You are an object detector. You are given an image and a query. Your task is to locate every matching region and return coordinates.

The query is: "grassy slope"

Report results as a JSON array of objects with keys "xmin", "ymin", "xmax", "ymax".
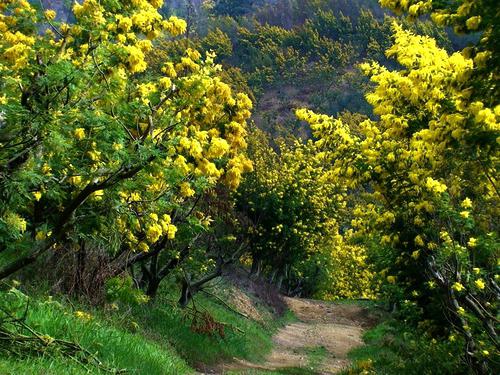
[
  {"xmin": 0, "ymin": 288, "xmax": 193, "ymax": 375},
  {"xmin": 133, "ymin": 286, "xmax": 293, "ymax": 367},
  {"xmin": 0, "ymin": 281, "xmax": 291, "ymax": 375}
]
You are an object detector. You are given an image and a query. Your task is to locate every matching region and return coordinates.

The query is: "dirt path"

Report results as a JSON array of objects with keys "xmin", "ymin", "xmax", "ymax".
[{"xmin": 207, "ymin": 297, "xmax": 377, "ymax": 374}]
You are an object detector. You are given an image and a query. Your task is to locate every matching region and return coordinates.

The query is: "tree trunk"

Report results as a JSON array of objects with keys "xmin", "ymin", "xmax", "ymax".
[
  {"xmin": 250, "ymin": 256, "xmax": 261, "ymax": 277},
  {"xmin": 276, "ymin": 270, "xmax": 285, "ymax": 291},
  {"xmin": 75, "ymin": 241, "xmax": 87, "ymax": 294},
  {"xmin": 146, "ymin": 276, "xmax": 161, "ymax": 298},
  {"xmin": 178, "ymin": 280, "xmax": 193, "ymax": 308},
  {"xmin": 269, "ymin": 268, "xmax": 277, "ymax": 284}
]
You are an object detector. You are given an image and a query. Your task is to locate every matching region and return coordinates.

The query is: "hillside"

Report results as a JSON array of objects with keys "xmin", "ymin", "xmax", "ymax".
[
  {"xmin": 158, "ymin": 0, "xmax": 472, "ymax": 136},
  {"xmin": 34, "ymin": 0, "xmax": 473, "ymax": 136},
  {"xmin": 0, "ymin": 272, "xmax": 290, "ymax": 374}
]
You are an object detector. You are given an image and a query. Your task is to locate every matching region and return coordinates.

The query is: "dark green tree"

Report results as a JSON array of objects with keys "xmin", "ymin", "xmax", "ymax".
[{"xmin": 213, "ymin": 0, "xmax": 257, "ymax": 17}]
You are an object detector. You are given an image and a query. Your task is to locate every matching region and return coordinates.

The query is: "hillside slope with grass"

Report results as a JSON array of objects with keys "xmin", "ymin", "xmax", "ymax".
[
  {"xmin": 0, "ymin": 274, "xmax": 292, "ymax": 375},
  {"xmin": 1, "ymin": 272, "xmax": 389, "ymax": 375}
]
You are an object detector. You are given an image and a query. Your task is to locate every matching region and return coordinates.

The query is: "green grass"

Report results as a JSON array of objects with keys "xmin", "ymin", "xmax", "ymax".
[
  {"xmin": 0, "ymin": 355, "xmax": 97, "ymax": 375},
  {"xmin": 305, "ymin": 346, "xmax": 328, "ymax": 371},
  {"xmin": 0, "ymin": 280, "xmax": 292, "ymax": 374},
  {"xmin": 0, "ymin": 288, "xmax": 194, "ymax": 374},
  {"xmin": 132, "ymin": 283, "xmax": 294, "ymax": 367},
  {"xmin": 340, "ymin": 321, "xmax": 398, "ymax": 374},
  {"xmin": 341, "ymin": 320, "xmax": 466, "ymax": 375}
]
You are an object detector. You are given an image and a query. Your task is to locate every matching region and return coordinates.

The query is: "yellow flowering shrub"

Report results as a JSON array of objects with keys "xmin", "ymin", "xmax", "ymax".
[
  {"xmin": 297, "ymin": 21, "xmax": 498, "ymax": 372},
  {"xmin": 0, "ymin": 0, "xmax": 252, "ymax": 283},
  {"xmin": 236, "ymin": 128, "xmax": 376, "ymax": 298},
  {"xmin": 379, "ymin": 0, "xmax": 499, "ymax": 98}
]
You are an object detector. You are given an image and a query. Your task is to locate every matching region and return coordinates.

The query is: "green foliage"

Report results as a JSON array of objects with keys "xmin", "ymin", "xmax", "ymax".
[
  {"xmin": 105, "ymin": 275, "xmax": 149, "ymax": 306},
  {"xmin": 201, "ymin": 27, "xmax": 234, "ymax": 59},
  {"xmin": 223, "ymin": 19, "xmax": 356, "ymax": 92},
  {"xmin": 133, "ymin": 282, "xmax": 288, "ymax": 366},
  {"xmin": 212, "ymin": 0, "xmax": 262, "ymax": 17},
  {"xmin": 344, "ymin": 320, "xmax": 467, "ymax": 375}
]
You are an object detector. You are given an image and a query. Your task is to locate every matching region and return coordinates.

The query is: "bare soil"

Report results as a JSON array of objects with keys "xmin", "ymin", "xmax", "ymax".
[{"xmin": 202, "ymin": 297, "xmax": 377, "ymax": 374}]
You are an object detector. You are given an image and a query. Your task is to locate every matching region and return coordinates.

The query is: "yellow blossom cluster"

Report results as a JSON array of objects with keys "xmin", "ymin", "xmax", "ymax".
[
  {"xmin": 0, "ymin": 1, "xmax": 36, "ymax": 70},
  {"xmin": 239, "ymin": 129, "xmax": 376, "ymax": 299},
  {"xmin": 3, "ymin": 212, "xmax": 27, "ymax": 234},
  {"xmin": 74, "ymin": 310, "xmax": 92, "ymax": 321},
  {"xmin": 380, "ymin": 0, "xmax": 480, "ymax": 30},
  {"xmin": 380, "ymin": 0, "xmax": 497, "ymax": 74},
  {"xmin": 0, "ymin": 0, "xmax": 253, "ymax": 264},
  {"xmin": 296, "ymin": 20, "xmax": 498, "ymax": 364},
  {"xmin": 316, "ymin": 238, "xmax": 377, "ymax": 300}
]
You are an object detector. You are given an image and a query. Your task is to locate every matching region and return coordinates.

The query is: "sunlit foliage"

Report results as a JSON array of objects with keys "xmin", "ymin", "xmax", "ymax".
[
  {"xmin": 0, "ymin": 0, "xmax": 252, "ymax": 278},
  {"xmin": 298, "ymin": 21, "xmax": 499, "ymax": 371},
  {"xmin": 237, "ymin": 128, "xmax": 376, "ymax": 299}
]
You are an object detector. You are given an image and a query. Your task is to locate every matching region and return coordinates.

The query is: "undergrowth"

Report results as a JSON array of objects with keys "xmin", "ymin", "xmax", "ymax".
[
  {"xmin": 343, "ymin": 319, "xmax": 468, "ymax": 375},
  {"xmin": 132, "ymin": 281, "xmax": 294, "ymax": 367},
  {"xmin": 0, "ymin": 279, "xmax": 290, "ymax": 374}
]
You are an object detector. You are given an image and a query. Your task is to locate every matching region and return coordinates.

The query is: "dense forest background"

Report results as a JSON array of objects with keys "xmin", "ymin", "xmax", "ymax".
[
  {"xmin": 42, "ymin": 0, "xmax": 476, "ymax": 137},
  {"xmin": 164, "ymin": 0, "xmax": 476, "ymax": 137}
]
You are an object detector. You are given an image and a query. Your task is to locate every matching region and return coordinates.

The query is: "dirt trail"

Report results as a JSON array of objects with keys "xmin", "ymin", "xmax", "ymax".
[{"xmin": 209, "ymin": 297, "xmax": 376, "ymax": 374}]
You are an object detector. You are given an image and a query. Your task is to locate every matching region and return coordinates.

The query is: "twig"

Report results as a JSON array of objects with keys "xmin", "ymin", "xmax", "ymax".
[{"xmin": 200, "ymin": 289, "xmax": 250, "ymax": 320}]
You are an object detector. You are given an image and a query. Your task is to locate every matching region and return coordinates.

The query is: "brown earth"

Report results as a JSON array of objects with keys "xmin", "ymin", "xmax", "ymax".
[{"xmin": 200, "ymin": 297, "xmax": 377, "ymax": 374}]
